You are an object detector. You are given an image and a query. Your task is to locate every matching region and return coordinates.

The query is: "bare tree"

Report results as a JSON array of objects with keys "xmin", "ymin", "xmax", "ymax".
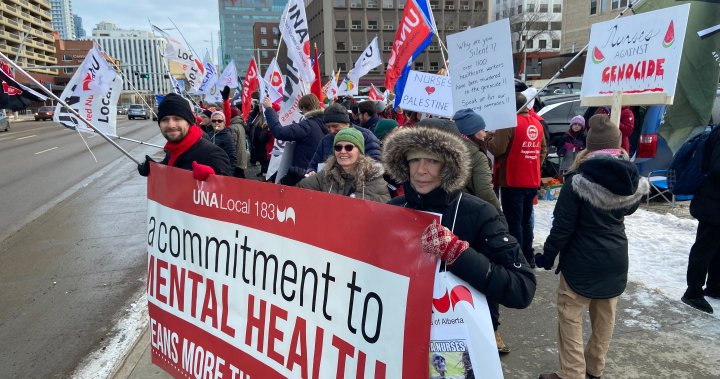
[{"xmin": 506, "ymin": 3, "xmax": 560, "ymax": 79}]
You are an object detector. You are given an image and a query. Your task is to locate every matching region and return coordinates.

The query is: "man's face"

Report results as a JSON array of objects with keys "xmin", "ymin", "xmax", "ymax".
[
  {"xmin": 199, "ymin": 114, "xmax": 210, "ymax": 126},
  {"xmin": 160, "ymin": 116, "xmax": 191, "ymax": 143},
  {"xmin": 359, "ymin": 112, "xmax": 370, "ymax": 125},
  {"xmin": 326, "ymin": 122, "xmax": 349, "ymax": 135}
]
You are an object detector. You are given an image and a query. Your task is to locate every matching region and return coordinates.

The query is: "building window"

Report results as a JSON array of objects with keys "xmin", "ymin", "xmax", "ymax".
[
  {"xmin": 414, "ymin": 62, "xmax": 424, "ymax": 70},
  {"xmin": 515, "ymin": 40, "xmax": 520, "ymax": 50},
  {"xmin": 261, "ymin": 39, "xmax": 268, "ymax": 46},
  {"xmin": 383, "ymin": 41, "xmax": 392, "ymax": 51},
  {"xmin": 383, "ymin": 0, "xmax": 394, "ymax": 8},
  {"xmin": 260, "ymin": 27, "xmax": 267, "ymax": 34},
  {"xmin": 367, "ymin": 0, "xmax": 379, "ymax": 8},
  {"xmin": 352, "ymin": 44, "xmax": 361, "ymax": 51},
  {"xmin": 336, "ymin": 19, "xmax": 346, "ymax": 29},
  {"xmin": 539, "ymin": 3, "xmax": 548, "ymax": 12},
  {"xmin": 526, "ymin": 39, "xmax": 534, "ymax": 49},
  {"xmin": 63, "ymin": 67, "xmax": 74, "ymax": 74},
  {"xmin": 351, "ymin": 20, "xmax": 362, "ymax": 29},
  {"xmin": 337, "ymin": 62, "xmax": 347, "ymax": 71},
  {"xmin": 552, "ymin": 39, "xmax": 560, "ymax": 49},
  {"xmin": 599, "ymin": 0, "xmax": 607, "ymax": 12},
  {"xmin": 272, "ymin": 27, "xmax": 278, "ymax": 34},
  {"xmin": 335, "ymin": 0, "xmax": 346, "ymax": 7},
  {"xmin": 612, "ymin": 0, "xmax": 629, "ymax": 9},
  {"xmin": 351, "ymin": 0, "xmax": 362, "ymax": 8},
  {"xmin": 550, "ymin": 21, "xmax": 562, "ymax": 30},
  {"xmin": 430, "ymin": 61, "xmax": 439, "ymax": 70},
  {"xmin": 368, "ymin": 20, "xmax": 378, "ymax": 30},
  {"xmin": 62, "ymin": 54, "xmax": 72, "ymax": 61},
  {"xmin": 337, "ymin": 41, "xmax": 347, "ymax": 50},
  {"xmin": 495, "ymin": 12, "xmax": 501, "ymax": 20},
  {"xmin": 262, "ymin": 51, "xmax": 269, "ymax": 58},
  {"xmin": 527, "ymin": 3, "xmax": 535, "ymax": 12},
  {"xmin": 539, "ymin": 39, "xmax": 547, "ymax": 49},
  {"xmin": 553, "ymin": 3, "xmax": 561, "ymax": 12},
  {"xmin": 273, "ymin": 39, "xmax": 278, "ymax": 46},
  {"xmin": 445, "ymin": 1, "xmax": 455, "ymax": 10},
  {"xmin": 474, "ymin": 1, "xmax": 483, "ymax": 9},
  {"xmin": 590, "ymin": 0, "xmax": 597, "ymax": 14},
  {"xmin": 517, "ymin": 5, "xmax": 522, "ymax": 13}
]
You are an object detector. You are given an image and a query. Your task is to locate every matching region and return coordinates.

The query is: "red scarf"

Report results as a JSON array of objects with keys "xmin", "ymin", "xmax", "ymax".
[{"xmin": 164, "ymin": 125, "xmax": 202, "ymax": 167}]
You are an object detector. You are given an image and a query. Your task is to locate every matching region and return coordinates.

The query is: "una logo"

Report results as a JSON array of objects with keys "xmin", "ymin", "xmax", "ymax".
[
  {"xmin": 527, "ymin": 125, "xmax": 539, "ymax": 140},
  {"xmin": 82, "ymin": 73, "xmax": 95, "ymax": 91},
  {"xmin": 432, "ymin": 285, "xmax": 474, "ymax": 313},
  {"xmin": 277, "ymin": 207, "xmax": 296, "ymax": 224}
]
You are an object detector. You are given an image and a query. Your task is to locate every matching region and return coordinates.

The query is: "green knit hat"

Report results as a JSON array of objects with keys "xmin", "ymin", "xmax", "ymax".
[{"xmin": 334, "ymin": 128, "xmax": 365, "ymax": 155}]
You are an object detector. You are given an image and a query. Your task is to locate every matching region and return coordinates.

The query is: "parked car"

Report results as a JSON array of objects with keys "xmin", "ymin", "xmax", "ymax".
[
  {"xmin": 127, "ymin": 104, "xmax": 149, "ymax": 120},
  {"xmin": 35, "ymin": 106, "xmax": 54, "ymax": 121},
  {"xmin": 0, "ymin": 110, "xmax": 9, "ymax": 132},
  {"xmin": 117, "ymin": 106, "xmax": 127, "ymax": 115},
  {"xmin": 537, "ymin": 95, "xmax": 586, "ymax": 146}
]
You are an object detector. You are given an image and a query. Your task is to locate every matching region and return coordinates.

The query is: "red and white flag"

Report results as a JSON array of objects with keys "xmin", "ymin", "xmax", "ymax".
[
  {"xmin": 279, "ymin": 0, "xmax": 314, "ymax": 83},
  {"xmin": 263, "ymin": 58, "xmax": 284, "ymax": 104},
  {"xmin": 368, "ymin": 83, "xmax": 383, "ymax": 101},
  {"xmin": 152, "ymin": 25, "xmax": 205, "ymax": 92},
  {"xmin": 241, "ymin": 58, "xmax": 258, "ymax": 121}
]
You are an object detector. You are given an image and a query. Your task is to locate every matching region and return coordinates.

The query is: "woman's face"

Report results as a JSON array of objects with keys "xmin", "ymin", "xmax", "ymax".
[
  {"xmin": 409, "ymin": 158, "xmax": 443, "ymax": 194},
  {"xmin": 334, "ymin": 142, "xmax": 360, "ymax": 169},
  {"xmin": 211, "ymin": 116, "xmax": 225, "ymax": 132},
  {"xmin": 473, "ymin": 130, "xmax": 487, "ymax": 141},
  {"xmin": 571, "ymin": 123, "xmax": 583, "ymax": 133}
]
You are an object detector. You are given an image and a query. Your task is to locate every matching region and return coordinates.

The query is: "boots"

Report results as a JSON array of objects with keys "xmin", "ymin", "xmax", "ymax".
[
  {"xmin": 681, "ymin": 295, "xmax": 713, "ymax": 313},
  {"xmin": 495, "ymin": 330, "xmax": 510, "ymax": 354}
]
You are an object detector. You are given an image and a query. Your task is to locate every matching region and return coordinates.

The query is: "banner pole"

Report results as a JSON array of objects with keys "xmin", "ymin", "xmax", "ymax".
[
  {"xmin": 117, "ymin": 136, "xmax": 163, "ymax": 148},
  {"xmin": 0, "ymin": 51, "xmax": 141, "ymax": 165}
]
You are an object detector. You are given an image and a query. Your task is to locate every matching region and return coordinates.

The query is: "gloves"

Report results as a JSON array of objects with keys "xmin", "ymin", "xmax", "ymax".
[
  {"xmin": 137, "ymin": 155, "xmax": 154, "ymax": 177},
  {"xmin": 221, "ymin": 86, "xmax": 231, "ymax": 101},
  {"xmin": 421, "ymin": 221, "xmax": 470, "ymax": 265},
  {"xmin": 192, "ymin": 161, "xmax": 215, "ymax": 181},
  {"xmin": 534, "ymin": 253, "xmax": 554, "ymax": 270}
]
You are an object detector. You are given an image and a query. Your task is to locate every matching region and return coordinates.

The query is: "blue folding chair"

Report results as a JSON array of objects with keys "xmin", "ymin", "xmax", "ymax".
[{"xmin": 647, "ymin": 170, "xmax": 675, "ymax": 206}]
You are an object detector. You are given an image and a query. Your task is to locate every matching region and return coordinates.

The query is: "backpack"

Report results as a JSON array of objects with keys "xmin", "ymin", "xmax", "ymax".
[{"xmin": 668, "ymin": 127, "xmax": 714, "ymax": 196}]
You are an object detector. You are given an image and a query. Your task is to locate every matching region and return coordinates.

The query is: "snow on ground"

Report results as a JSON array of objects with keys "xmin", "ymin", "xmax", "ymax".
[{"xmin": 533, "ymin": 200, "xmax": 720, "ymax": 320}]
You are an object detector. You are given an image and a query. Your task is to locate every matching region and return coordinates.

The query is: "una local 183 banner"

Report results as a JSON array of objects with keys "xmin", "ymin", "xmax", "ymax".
[{"xmin": 146, "ymin": 164, "xmax": 437, "ymax": 378}]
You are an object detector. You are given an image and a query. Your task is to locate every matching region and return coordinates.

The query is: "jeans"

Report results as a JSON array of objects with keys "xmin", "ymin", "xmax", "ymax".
[{"xmin": 500, "ymin": 187, "xmax": 537, "ymax": 263}]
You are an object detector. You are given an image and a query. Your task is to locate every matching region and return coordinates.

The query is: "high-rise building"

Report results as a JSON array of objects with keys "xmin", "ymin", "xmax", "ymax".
[
  {"xmin": 49, "ymin": 0, "xmax": 75, "ymax": 40},
  {"xmin": 307, "ymin": 0, "xmax": 492, "ymax": 87},
  {"xmin": 561, "ymin": 0, "xmax": 626, "ymax": 55},
  {"xmin": 219, "ymin": 0, "xmax": 285, "ymax": 72},
  {"xmin": 73, "ymin": 14, "xmax": 85, "ymax": 39},
  {"xmin": 53, "ymin": 32, "xmax": 92, "ymax": 88},
  {"xmin": 252, "ymin": 22, "xmax": 280, "ymax": 73},
  {"xmin": 0, "ymin": 0, "xmax": 58, "ymax": 78},
  {"xmin": 90, "ymin": 21, "xmax": 172, "ymax": 99}
]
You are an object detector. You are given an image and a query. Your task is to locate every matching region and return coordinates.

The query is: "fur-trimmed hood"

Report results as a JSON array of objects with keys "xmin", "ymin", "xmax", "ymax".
[
  {"xmin": 382, "ymin": 127, "xmax": 471, "ymax": 193},
  {"xmin": 303, "ymin": 109, "xmax": 325, "ymax": 120},
  {"xmin": 571, "ymin": 156, "xmax": 649, "ymax": 210},
  {"xmin": 324, "ymin": 155, "xmax": 384, "ymax": 189}
]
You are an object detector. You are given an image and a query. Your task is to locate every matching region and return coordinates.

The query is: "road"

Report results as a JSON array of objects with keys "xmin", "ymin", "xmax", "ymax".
[
  {"xmin": 0, "ymin": 118, "xmax": 163, "ymax": 378},
  {"xmin": 0, "ymin": 118, "xmax": 161, "ymax": 241}
]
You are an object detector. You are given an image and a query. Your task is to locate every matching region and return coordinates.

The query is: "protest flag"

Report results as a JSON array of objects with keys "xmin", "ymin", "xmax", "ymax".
[
  {"xmin": 384, "ymin": 0, "xmax": 434, "ymax": 93},
  {"xmin": 151, "ymin": 25, "xmax": 205, "ymax": 92},
  {"xmin": 368, "ymin": 84, "xmax": 383, "ymax": 101},
  {"xmin": 0, "ymin": 63, "xmax": 47, "ymax": 111},
  {"xmin": 217, "ymin": 60, "xmax": 239, "ymax": 90},
  {"xmin": 279, "ymin": 0, "xmax": 314, "ymax": 83},
  {"xmin": 241, "ymin": 58, "xmax": 259, "ymax": 122},
  {"xmin": 348, "ymin": 36, "xmax": 383, "ymax": 85},
  {"xmin": 310, "ymin": 44, "xmax": 325, "ymax": 105}
]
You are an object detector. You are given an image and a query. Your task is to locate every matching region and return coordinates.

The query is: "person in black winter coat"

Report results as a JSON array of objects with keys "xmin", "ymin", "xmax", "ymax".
[
  {"xmin": 209, "ymin": 111, "xmax": 237, "ymax": 167},
  {"xmin": 382, "ymin": 127, "xmax": 536, "ymax": 310},
  {"xmin": 682, "ymin": 126, "xmax": 720, "ymax": 314},
  {"xmin": 535, "ymin": 114, "xmax": 649, "ymax": 379},
  {"xmin": 137, "ymin": 93, "xmax": 232, "ymax": 179}
]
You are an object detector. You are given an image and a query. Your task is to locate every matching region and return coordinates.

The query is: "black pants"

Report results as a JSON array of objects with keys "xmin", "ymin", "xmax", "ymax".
[
  {"xmin": 685, "ymin": 221, "xmax": 720, "ymax": 297},
  {"xmin": 233, "ymin": 167, "xmax": 245, "ymax": 178},
  {"xmin": 500, "ymin": 187, "xmax": 537, "ymax": 263}
]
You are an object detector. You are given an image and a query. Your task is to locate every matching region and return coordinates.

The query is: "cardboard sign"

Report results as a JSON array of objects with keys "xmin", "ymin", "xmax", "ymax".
[
  {"xmin": 580, "ymin": 4, "xmax": 689, "ymax": 100},
  {"xmin": 399, "ymin": 70, "xmax": 454, "ymax": 118},
  {"xmin": 146, "ymin": 164, "xmax": 438, "ymax": 378},
  {"xmin": 448, "ymin": 19, "xmax": 516, "ymax": 131}
]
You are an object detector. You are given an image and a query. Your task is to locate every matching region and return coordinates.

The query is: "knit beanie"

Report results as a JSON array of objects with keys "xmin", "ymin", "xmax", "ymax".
[
  {"xmin": 230, "ymin": 107, "xmax": 239, "ymax": 119},
  {"xmin": 374, "ymin": 119, "xmax": 399, "ymax": 141},
  {"xmin": 453, "ymin": 109, "xmax": 486, "ymax": 136},
  {"xmin": 586, "ymin": 114, "xmax": 621, "ymax": 152},
  {"xmin": 201, "ymin": 109, "xmax": 212, "ymax": 118},
  {"xmin": 157, "ymin": 93, "xmax": 195, "ymax": 126},
  {"xmin": 324, "ymin": 103, "xmax": 351, "ymax": 123},
  {"xmin": 334, "ymin": 128, "xmax": 365, "ymax": 155},
  {"xmin": 570, "ymin": 115, "xmax": 585, "ymax": 127}
]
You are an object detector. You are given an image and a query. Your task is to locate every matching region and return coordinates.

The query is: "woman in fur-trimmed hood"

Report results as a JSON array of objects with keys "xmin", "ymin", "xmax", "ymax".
[
  {"xmin": 535, "ymin": 114, "xmax": 649, "ymax": 379},
  {"xmin": 382, "ymin": 127, "xmax": 536, "ymax": 309},
  {"xmin": 298, "ymin": 128, "xmax": 390, "ymax": 203}
]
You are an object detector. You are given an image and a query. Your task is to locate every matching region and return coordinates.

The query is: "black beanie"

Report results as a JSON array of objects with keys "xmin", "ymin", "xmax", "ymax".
[
  {"xmin": 201, "ymin": 109, "xmax": 212, "ymax": 118},
  {"xmin": 324, "ymin": 103, "xmax": 351, "ymax": 123},
  {"xmin": 157, "ymin": 93, "xmax": 195, "ymax": 126}
]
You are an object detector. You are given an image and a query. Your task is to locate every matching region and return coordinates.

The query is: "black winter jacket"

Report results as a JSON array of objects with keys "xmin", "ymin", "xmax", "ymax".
[
  {"xmin": 211, "ymin": 128, "xmax": 237, "ymax": 167},
  {"xmin": 264, "ymin": 108, "xmax": 328, "ymax": 169},
  {"xmin": 389, "ymin": 184, "xmax": 536, "ymax": 309},
  {"xmin": 542, "ymin": 156, "xmax": 649, "ymax": 298},
  {"xmin": 690, "ymin": 127, "xmax": 720, "ymax": 225},
  {"xmin": 161, "ymin": 137, "xmax": 233, "ymax": 176}
]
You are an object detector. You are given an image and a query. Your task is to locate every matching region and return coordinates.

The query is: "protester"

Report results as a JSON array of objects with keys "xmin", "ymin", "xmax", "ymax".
[
  {"xmin": 198, "ymin": 109, "xmax": 213, "ymax": 135},
  {"xmin": 209, "ymin": 111, "xmax": 237, "ymax": 167},
  {"xmin": 373, "ymin": 118, "xmax": 400, "ymax": 143},
  {"xmin": 263, "ymin": 94, "xmax": 328, "ymax": 177},
  {"xmin": 403, "ymin": 111, "xmax": 421, "ymax": 127},
  {"xmin": 487, "ymin": 93, "xmax": 547, "ymax": 267},
  {"xmin": 307, "ymin": 103, "xmax": 382, "ymax": 173},
  {"xmin": 382, "ymin": 126, "xmax": 536, "ymax": 311},
  {"xmin": 298, "ymin": 128, "xmax": 390, "ymax": 202},
  {"xmin": 597, "ymin": 106, "xmax": 634, "ymax": 153},
  {"xmin": 250, "ymin": 101, "xmax": 272, "ymax": 178},
  {"xmin": 227, "ymin": 107, "xmax": 248, "ymax": 178},
  {"xmin": 682, "ymin": 126, "xmax": 720, "ymax": 314},
  {"xmin": 556, "ymin": 115, "xmax": 587, "ymax": 174},
  {"xmin": 137, "ymin": 93, "xmax": 232, "ymax": 179},
  {"xmin": 358, "ymin": 100, "xmax": 380, "ymax": 133},
  {"xmin": 535, "ymin": 114, "xmax": 649, "ymax": 379}
]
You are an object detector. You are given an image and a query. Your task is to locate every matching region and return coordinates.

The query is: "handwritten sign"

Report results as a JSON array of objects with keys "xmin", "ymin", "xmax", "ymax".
[
  {"xmin": 398, "ymin": 71, "xmax": 454, "ymax": 118},
  {"xmin": 447, "ymin": 18, "xmax": 515, "ymax": 131},
  {"xmin": 580, "ymin": 4, "xmax": 689, "ymax": 100}
]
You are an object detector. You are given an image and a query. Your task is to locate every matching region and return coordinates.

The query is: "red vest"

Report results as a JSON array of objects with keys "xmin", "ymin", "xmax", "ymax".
[{"xmin": 505, "ymin": 115, "xmax": 543, "ymax": 188}]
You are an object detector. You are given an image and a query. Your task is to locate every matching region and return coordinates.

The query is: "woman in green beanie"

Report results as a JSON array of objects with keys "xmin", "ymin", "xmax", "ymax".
[{"xmin": 298, "ymin": 128, "xmax": 390, "ymax": 202}]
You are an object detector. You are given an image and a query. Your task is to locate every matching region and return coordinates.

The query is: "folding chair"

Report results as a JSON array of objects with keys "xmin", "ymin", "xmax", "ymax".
[{"xmin": 647, "ymin": 170, "xmax": 675, "ymax": 206}]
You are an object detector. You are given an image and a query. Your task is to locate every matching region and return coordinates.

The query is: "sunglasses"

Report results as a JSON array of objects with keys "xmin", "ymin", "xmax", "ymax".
[
  {"xmin": 211, "ymin": 120, "xmax": 224, "ymax": 123},
  {"xmin": 334, "ymin": 144, "xmax": 355, "ymax": 152}
]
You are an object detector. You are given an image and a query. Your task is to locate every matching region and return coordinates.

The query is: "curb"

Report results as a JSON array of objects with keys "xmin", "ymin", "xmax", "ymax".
[{"xmin": 110, "ymin": 323, "xmax": 150, "ymax": 379}]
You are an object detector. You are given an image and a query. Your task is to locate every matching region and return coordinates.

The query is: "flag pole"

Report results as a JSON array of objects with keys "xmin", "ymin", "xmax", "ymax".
[
  {"xmin": 167, "ymin": 17, "xmax": 202, "ymax": 64},
  {"xmin": 0, "ymin": 51, "xmax": 141, "ymax": 165}
]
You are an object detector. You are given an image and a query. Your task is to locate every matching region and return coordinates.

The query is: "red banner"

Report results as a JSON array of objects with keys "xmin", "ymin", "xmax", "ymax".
[
  {"xmin": 241, "ymin": 58, "xmax": 258, "ymax": 122},
  {"xmin": 384, "ymin": 0, "xmax": 433, "ymax": 91},
  {"xmin": 146, "ymin": 164, "xmax": 437, "ymax": 378}
]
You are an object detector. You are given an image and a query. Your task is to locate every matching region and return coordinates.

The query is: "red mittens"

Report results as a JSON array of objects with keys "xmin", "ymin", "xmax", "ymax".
[
  {"xmin": 421, "ymin": 220, "xmax": 470, "ymax": 265},
  {"xmin": 192, "ymin": 161, "xmax": 215, "ymax": 181}
]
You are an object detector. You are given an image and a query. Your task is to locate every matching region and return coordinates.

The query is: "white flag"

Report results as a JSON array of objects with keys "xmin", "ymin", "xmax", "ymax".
[
  {"xmin": 349, "ymin": 36, "xmax": 382, "ymax": 82},
  {"xmin": 54, "ymin": 74, "xmax": 122, "ymax": 137},
  {"xmin": 279, "ymin": 0, "xmax": 314, "ymax": 83},
  {"xmin": 216, "ymin": 60, "xmax": 238, "ymax": 90},
  {"xmin": 324, "ymin": 70, "xmax": 339, "ymax": 99},
  {"xmin": 152, "ymin": 25, "xmax": 205, "ymax": 92},
  {"xmin": 204, "ymin": 85, "xmax": 222, "ymax": 104},
  {"xmin": 197, "ymin": 52, "xmax": 218, "ymax": 95},
  {"xmin": 263, "ymin": 58, "xmax": 284, "ymax": 103},
  {"xmin": 336, "ymin": 76, "xmax": 358, "ymax": 96},
  {"xmin": 72, "ymin": 46, "xmax": 118, "ymax": 98}
]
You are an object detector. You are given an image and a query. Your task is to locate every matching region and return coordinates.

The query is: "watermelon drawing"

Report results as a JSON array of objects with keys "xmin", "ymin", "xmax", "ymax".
[
  {"xmin": 662, "ymin": 20, "xmax": 675, "ymax": 48},
  {"xmin": 591, "ymin": 47, "xmax": 605, "ymax": 64}
]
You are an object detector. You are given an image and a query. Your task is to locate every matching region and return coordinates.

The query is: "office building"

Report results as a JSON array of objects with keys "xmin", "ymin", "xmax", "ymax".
[
  {"xmin": 562, "ymin": 0, "xmax": 627, "ymax": 55},
  {"xmin": 0, "ymin": 0, "xmax": 58, "ymax": 80},
  {"xmin": 52, "ymin": 32, "xmax": 92, "ymax": 88},
  {"xmin": 252, "ymin": 22, "xmax": 280, "ymax": 73},
  {"xmin": 49, "ymin": 0, "xmax": 75, "ymax": 40},
  {"xmin": 73, "ymin": 13, "xmax": 85, "ymax": 39}
]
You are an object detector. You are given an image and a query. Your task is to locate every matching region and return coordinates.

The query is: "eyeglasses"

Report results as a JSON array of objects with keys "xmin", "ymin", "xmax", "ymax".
[
  {"xmin": 211, "ymin": 120, "xmax": 224, "ymax": 123},
  {"xmin": 334, "ymin": 144, "xmax": 355, "ymax": 152}
]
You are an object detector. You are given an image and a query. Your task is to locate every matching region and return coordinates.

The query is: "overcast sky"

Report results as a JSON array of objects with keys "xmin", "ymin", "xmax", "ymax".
[{"xmin": 73, "ymin": 0, "xmax": 221, "ymax": 62}]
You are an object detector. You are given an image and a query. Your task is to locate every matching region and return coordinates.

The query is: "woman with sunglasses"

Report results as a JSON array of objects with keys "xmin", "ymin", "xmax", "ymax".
[
  {"xmin": 209, "ymin": 111, "xmax": 237, "ymax": 168},
  {"xmin": 298, "ymin": 128, "xmax": 390, "ymax": 203}
]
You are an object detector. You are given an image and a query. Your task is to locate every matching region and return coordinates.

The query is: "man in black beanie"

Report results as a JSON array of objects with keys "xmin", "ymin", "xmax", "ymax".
[{"xmin": 137, "ymin": 93, "xmax": 232, "ymax": 180}]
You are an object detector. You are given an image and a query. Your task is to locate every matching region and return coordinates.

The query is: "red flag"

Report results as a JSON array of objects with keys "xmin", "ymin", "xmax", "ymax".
[
  {"xmin": 241, "ymin": 58, "xmax": 259, "ymax": 122},
  {"xmin": 368, "ymin": 84, "xmax": 383, "ymax": 101},
  {"xmin": 310, "ymin": 45, "xmax": 325, "ymax": 105},
  {"xmin": 384, "ymin": 0, "xmax": 433, "ymax": 91}
]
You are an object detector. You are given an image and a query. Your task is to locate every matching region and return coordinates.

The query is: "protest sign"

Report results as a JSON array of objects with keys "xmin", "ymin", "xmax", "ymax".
[
  {"xmin": 398, "ymin": 70, "xmax": 453, "ymax": 118},
  {"xmin": 580, "ymin": 4, "xmax": 689, "ymax": 103},
  {"xmin": 146, "ymin": 164, "xmax": 438, "ymax": 378},
  {"xmin": 448, "ymin": 19, "xmax": 515, "ymax": 131}
]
